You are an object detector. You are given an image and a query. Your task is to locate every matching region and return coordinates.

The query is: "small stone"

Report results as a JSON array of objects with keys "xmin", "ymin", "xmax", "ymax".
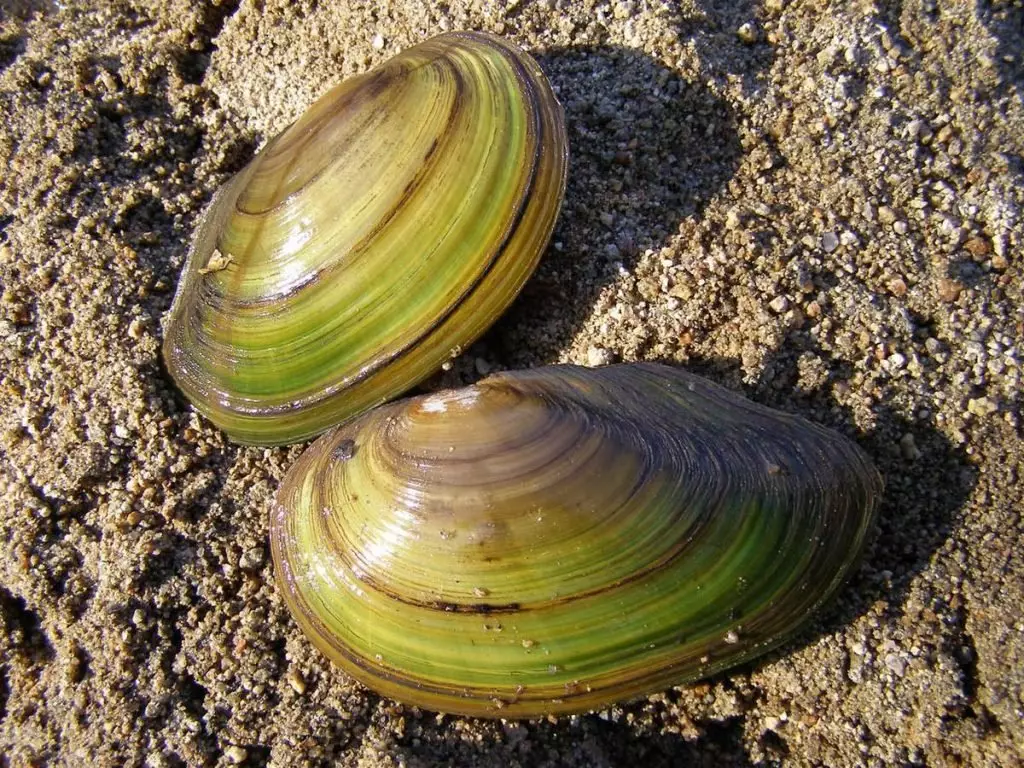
[
  {"xmin": 878, "ymin": 206, "xmax": 897, "ymax": 225},
  {"xmin": 885, "ymin": 654, "xmax": 907, "ymax": 677},
  {"xmin": 899, "ymin": 432, "xmax": 921, "ymax": 460},
  {"xmin": 599, "ymin": 211, "xmax": 614, "ymax": 227},
  {"xmin": 769, "ymin": 295, "xmax": 790, "ymax": 313},
  {"xmin": 724, "ymin": 629, "xmax": 740, "ymax": 644},
  {"xmin": 96, "ymin": 69, "xmax": 117, "ymax": 92},
  {"xmin": 967, "ymin": 397, "xmax": 997, "ymax": 417},
  {"xmin": 239, "ymin": 547, "xmax": 265, "ymax": 571},
  {"xmin": 587, "ymin": 346, "xmax": 614, "ymax": 367},
  {"xmin": 128, "ymin": 317, "xmax": 145, "ymax": 339},
  {"xmin": 964, "ymin": 236, "xmax": 990, "ymax": 259},
  {"xmin": 670, "ymin": 283, "xmax": 693, "ymax": 301},
  {"xmin": 288, "ymin": 668, "xmax": 307, "ymax": 695},
  {"xmin": 198, "ymin": 248, "xmax": 232, "ymax": 274},
  {"xmin": 885, "ymin": 352, "xmax": 906, "ymax": 371},
  {"xmin": 887, "ymin": 277, "xmax": 907, "ymax": 297},
  {"xmin": 474, "ymin": 357, "xmax": 492, "ymax": 376},
  {"xmin": 737, "ymin": 22, "xmax": 759, "ymax": 44},
  {"xmin": 925, "ymin": 337, "xmax": 946, "ymax": 356},
  {"xmin": 821, "ymin": 231, "xmax": 839, "ymax": 252},
  {"xmin": 937, "ymin": 278, "xmax": 962, "ymax": 303},
  {"xmin": 893, "ymin": 221, "xmax": 909, "ymax": 235},
  {"xmin": 371, "ymin": 34, "xmax": 386, "ymax": 50},
  {"xmin": 225, "ymin": 745, "xmax": 248, "ymax": 764}
]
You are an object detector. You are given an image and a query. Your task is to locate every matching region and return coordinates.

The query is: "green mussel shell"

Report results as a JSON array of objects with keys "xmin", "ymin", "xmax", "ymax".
[
  {"xmin": 271, "ymin": 363, "xmax": 882, "ymax": 718},
  {"xmin": 163, "ymin": 32, "xmax": 568, "ymax": 445}
]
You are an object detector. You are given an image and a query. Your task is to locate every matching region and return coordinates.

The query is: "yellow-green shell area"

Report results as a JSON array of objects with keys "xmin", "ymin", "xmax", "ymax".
[
  {"xmin": 271, "ymin": 364, "xmax": 882, "ymax": 718},
  {"xmin": 162, "ymin": 32, "xmax": 568, "ymax": 445}
]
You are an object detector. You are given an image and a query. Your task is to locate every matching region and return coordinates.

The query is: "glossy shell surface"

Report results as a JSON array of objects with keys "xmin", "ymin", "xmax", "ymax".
[
  {"xmin": 163, "ymin": 32, "xmax": 568, "ymax": 444},
  {"xmin": 271, "ymin": 363, "xmax": 882, "ymax": 718}
]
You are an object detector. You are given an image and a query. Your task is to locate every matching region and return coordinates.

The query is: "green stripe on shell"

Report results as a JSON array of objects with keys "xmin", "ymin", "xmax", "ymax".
[
  {"xmin": 271, "ymin": 363, "xmax": 882, "ymax": 718},
  {"xmin": 163, "ymin": 32, "xmax": 568, "ymax": 444}
]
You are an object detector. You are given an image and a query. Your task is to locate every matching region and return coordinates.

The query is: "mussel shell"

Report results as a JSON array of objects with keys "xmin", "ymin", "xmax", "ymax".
[
  {"xmin": 163, "ymin": 32, "xmax": 568, "ymax": 445},
  {"xmin": 271, "ymin": 363, "xmax": 882, "ymax": 718}
]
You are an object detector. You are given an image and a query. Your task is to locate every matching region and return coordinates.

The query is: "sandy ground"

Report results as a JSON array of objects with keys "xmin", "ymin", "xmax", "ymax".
[{"xmin": 1, "ymin": 0, "xmax": 1022, "ymax": 765}]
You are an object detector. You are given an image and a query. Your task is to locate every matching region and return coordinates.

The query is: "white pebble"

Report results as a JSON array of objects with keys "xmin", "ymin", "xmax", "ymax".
[{"xmin": 587, "ymin": 346, "xmax": 614, "ymax": 367}]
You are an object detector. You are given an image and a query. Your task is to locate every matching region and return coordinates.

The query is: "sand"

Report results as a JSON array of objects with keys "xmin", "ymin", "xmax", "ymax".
[{"xmin": 1, "ymin": 0, "xmax": 1022, "ymax": 765}]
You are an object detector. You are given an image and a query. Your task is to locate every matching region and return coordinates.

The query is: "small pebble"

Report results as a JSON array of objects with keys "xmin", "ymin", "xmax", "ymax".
[
  {"xmin": 371, "ymin": 34, "xmax": 385, "ymax": 50},
  {"xmin": 127, "ymin": 317, "xmax": 145, "ymax": 339},
  {"xmin": 288, "ymin": 669, "xmax": 307, "ymax": 695},
  {"xmin": 769, "ymin": 295, "xmax": 790, "ymax": 313},
  {"xmin": 937, "ymin": 278, "xmax": 962, "ymax": 303},
  {"xmin": 885, "ymin": 654, "xmax": 907, "ymax": 677},
  {"xmin": 967, "ymin": 397, "xmax": 997, "ymax": 417},
  {"xmin": 239, "ymin": 547, "xmax": 265, "ymax": 571},
  {"xmin": 821, "ymin": 231, "xmax": 839, "ymax": 252},
  {"xmin": 225, "ymin": 745, "xmax": 248, "ymax": 764},
  {"xmin": 964, "ymin": 236, "xmax": 990, "ymax": 259},
  {"xmin": 885, "ymin": 352, "xmax": 906, "ymax": 371},
  {"xmin": 737, "ymin": 22, "xmax": 759, "ymax": 44},
  {"xmin": 899, "ymin": 432, "xmax": 921, "ymax": 460},
  {"xmin": 587, "ymin": 346, "xmax": 614, "ymax": 367}
]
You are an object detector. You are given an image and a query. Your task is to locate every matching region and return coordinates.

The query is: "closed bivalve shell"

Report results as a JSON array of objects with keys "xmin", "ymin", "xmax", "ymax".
[
  {"xmin": 163, "ymin": 32, "xmax": 568, "ymax": 445},
  {"xmin": 271, "ymin": 363, "xmax": 882, "ymax": 717}
]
